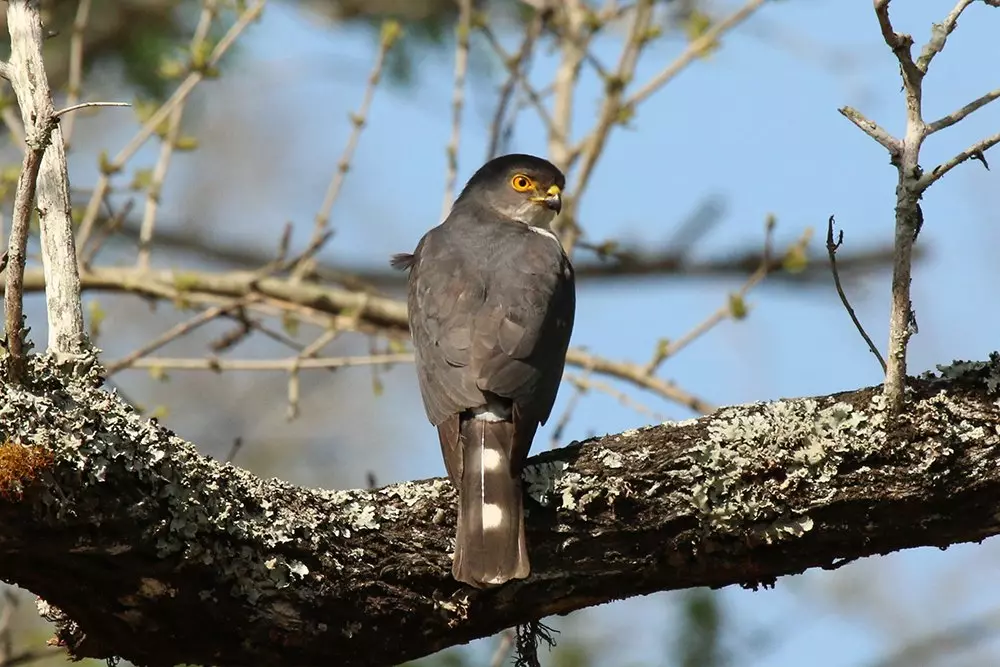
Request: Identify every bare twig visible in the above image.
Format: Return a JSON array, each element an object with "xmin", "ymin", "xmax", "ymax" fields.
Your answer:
[
  {"xmin": 838, "ymin": 106, "xmax": 900, "ymax": 155},
  {"xmin": 106, "ymin": 214, "xmax": 910, "ymax": 287},
  {"xmin": 0, "ymin": 589, "xmax": 16, "ymax": 666},
  {"xmin": 119, "ymin": 353, "xmax": 413, "ymax": 372},
  {"xmin": 286, "ymin": 326, "xmax": 343, "ymax": 420},
  {"xmin": 566, "ymin": 372, "xmax": 667, "ymax": 422},
  {"xmin": 6, "ymin": 0, "xmax": 87, "ymax": 362},
  {"xmin": 826, "ymin": 216, "xmax": 886, "ymax": 373},
  {"xmin": 51, "ymin": 101, "xmax": 130, "ymax": 118},
  {"xmin": 105, "ymin": 297, "xmax": 258, "ymax": 376},
  {"xmin": 644, "ymin": 219, "xmax": 784, "ymax": 375},
  {"xmin": 3, "ymin": 130, "xmax": 44, "ymax": 383},
  {"xmin": 850, "ymin": 0, "xmax": 925, "ymax": 413},
  {"xmin": 919, "ymin": 131, "xmax": 1000, "ymax": 190},
  {"xmin": 489, "ymin": 630, "xmax": 515, "ymax": 667},
  {"xmin": 548, "ymin": 0, "xmax": 588, "ymax": 168},
  {"xmin": 842, "ymin": 0, "xmax": 1000, "ymax": 412},
  {"xmin": 225, "ymin": 437, "xmax": 244, "ymax": 464},
  {"xmin": 625, "ymin": 0, "xmax": 769, "ymax": 109},
  {"xmin": 76, "ymin": 0, "xmax": 265, "ymax": 259},
  {"xmin": 441, "ymin": 0, "xmax": 473, "ymax": 218},
  {"xmin": 925, "ymin": 87, "xmax": 1000, "ymax": 135},
  {"xmin": 60, "ymin": 0, "xmax": 92, "ymax": 147},
  {"xmin": 915, "ymin": 0, "xmax": 976, "ymax": 73},
  {"xmin": 563, "ymin": 0, "xmax": 654, "ymax": 253},
  {"xmin": 137, "ymin": 0, "xmax": 218, "ymax": 270},
  {"xmin": 481, "ymin": 17, "xmax": 548, "ymax": 159},
  {"xmin": 295, "ymin": 20, "xmax": 400, "ymax": 280},
  {"xmin": 4, "ymin": 266, "xmax": 713, "ymax": 411}
]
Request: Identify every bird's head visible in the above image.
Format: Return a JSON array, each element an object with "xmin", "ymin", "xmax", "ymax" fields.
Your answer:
[{"xmin": 455, "ymin": 153, "xmax": 565, "ymax": 229}]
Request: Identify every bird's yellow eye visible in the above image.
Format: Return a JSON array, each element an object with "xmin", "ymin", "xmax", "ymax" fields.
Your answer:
[{"xmin": 510, "ymin": 174, "xmax": 533, "ymax": 192}]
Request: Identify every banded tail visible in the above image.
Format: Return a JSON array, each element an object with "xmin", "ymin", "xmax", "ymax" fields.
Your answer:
[{"xmin": 452, "ymin": 415, "xmax": 529, "ymax": 588}]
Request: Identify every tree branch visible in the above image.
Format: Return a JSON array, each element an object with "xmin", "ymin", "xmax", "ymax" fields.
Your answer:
[
  {"xmin": 3, "ymin": 353, "xmax": 1000, "ymax": 666},
  {"xmin": 0, "ymin": 267, "xmax": 714, "ymax": 412},
  {"xmin": 100, "ymin": 218, "xmax": 911, "ymax": 288},
  {"xmin": 5, "ymin": 0, "xmax": 87, "ymax": 362}
]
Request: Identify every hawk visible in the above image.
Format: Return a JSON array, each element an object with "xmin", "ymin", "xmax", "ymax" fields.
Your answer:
[{"xmin": 391, "ymin": 153, "xmax": 575, "ymax": 587}]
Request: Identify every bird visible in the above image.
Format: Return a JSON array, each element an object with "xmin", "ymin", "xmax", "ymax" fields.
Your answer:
[{"xmin": 390, "ymin": 153, "xmax": 576, "ymax": 588}]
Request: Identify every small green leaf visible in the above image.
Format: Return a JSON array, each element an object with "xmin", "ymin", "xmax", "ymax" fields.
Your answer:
[
  {"xmin": 172, "ymin": 273, "xmax": 201, "ymax": 291},
  {"xmin": 782, "ymin": 245, "xmax": 808, "ymax": 273},
  {"xmin": 98, "ymin": 150, "xmax": 122, "ymax": 175},
  {"xmin": 173, "ymin": 135, "xmax": 200, "ymax": 151},
  {"xmin": 131, "ymin": 168, "xmax": 154, "ymax": 191},
  {"xmin": 728, "ymin": 294, "xmax": 748, "ymax": 320},
  {"xmin": 281, "ymin": 312, "xmax": 300, "ymax": 337}
]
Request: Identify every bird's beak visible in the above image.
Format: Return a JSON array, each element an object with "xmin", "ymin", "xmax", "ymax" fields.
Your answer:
[{"xmin": 542, "ymin": 184, "xmax": 562, "ymax": 213}]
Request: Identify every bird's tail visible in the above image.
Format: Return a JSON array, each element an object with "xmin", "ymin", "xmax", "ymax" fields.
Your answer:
[{"xmin": 452, "ymin": 416, "xmax": 529, "ymax": 588}]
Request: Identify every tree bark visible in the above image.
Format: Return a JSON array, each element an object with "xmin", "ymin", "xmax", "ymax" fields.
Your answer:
[{"xmin": 1, "ymin": 354, "xmax": 1000, "ymax": 665}]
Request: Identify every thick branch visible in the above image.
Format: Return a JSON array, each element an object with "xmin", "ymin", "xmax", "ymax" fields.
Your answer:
[
  {"xmin": 2, "ymin": 354, "xmax": 1000, "ymax": 666},
  {"xmin": 5, "ymin": 1, "xmax": 87, "ymax": 360}
]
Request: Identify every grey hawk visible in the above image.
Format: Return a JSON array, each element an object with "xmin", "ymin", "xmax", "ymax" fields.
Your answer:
[{"xmin": 391, "ymin": 153, "xmax": 576, "ymax": 587}]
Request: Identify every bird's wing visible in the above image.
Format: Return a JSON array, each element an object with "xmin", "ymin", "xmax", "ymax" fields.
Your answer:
[
  {"xmin": 406, "ymin": 227, "xmax": 490, "ymax": 427},
  {"xmin": 476, "ymin": 232, "xmax": 575, "ymax": 425},
  {"xmin": 406, "ymin": 224, "xmax": 575, "ymax": 474}
]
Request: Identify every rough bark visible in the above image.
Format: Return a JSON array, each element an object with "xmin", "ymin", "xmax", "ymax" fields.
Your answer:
[{"xmin": 1, "ymin": 353, "xmax": 1000, "ymax": 666}]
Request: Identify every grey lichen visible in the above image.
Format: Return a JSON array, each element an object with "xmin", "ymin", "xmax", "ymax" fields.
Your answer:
[
  {"xmin": 531, "ymin": 445, "xmax": 652, "ymax": 519},
  {"xmin": 523, "ymin": 459, "xmax": 567, "ymax": 507},
  {"xmin": 929, "ymin": 352, "xmax": 1000, "ymax": 393},
  {"xmin": 0, "ymin": 353, "xmax": 422, "ymax": 612},
  {"xmin": 691, "ymin": 396, "xmax": 885, "ymax": 540}
]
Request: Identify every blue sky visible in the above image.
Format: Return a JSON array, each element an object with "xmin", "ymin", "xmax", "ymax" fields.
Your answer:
[{"xmin": 47, "ymin": 1, "xmax": 1000, "ymax": 665}]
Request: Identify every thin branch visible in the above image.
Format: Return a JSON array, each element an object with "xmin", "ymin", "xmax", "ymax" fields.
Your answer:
[
  {"xmin": 286, "ymin": 326, "xmax": 344, "ymax": 420},
  {"xmin": 101, "ymin": 216, "xmax": 909, "ymax": 287},
  {"xmin": 488, "ymin": 630, "xmax": 515, "ymax": 667},
  {"xmin": 566, "ymin": 372, "xmax": 667, "ymax": 422},
  {"xmin": 918, "ymin": 132, "xmax": 1000, "ymax": 190},
  {"xmin": 645, "ymin": 219, "xmax": 783, "ymax": 375},
  {"xmin": 295, "ymin": 19, "xmax": 399, "ymax": 280},
  {"xmin": 75, "ymin": 0, "xmax": 265, "ymax": 259},
  {"xmin": 137, "ymin": 0, "xmax": 218, "ymax": 271},
  {"xmin": 51, "ymin": 100, "xmax": 129, "ymax": 119},
  {"xmin": 60, "ymin": 0, "xmax": 92, "ymax": 148},
  {"xmin": 873, "ymin": 0, "xmax": 924, "ymax": 92},
  {"xmin": 564, "ymin": 0, "xmax": 654, "ymax": 254},
  {"xmin": 481, "ymin": 16, "xmax": 546, "ymax": 159},
  {"xmin": 925, "ymin": 86, "xmax": 1000, "ymax": 135},
  {"xmin": 838, "ymin": 106, "xmax": 900, "ymax": 155},
  {"xmin": 104, "ymin": 297, "xmax": 258, "ymax": 376},
  {"xmin": 441, "ymin": 0, "xmax": 472, "ymax": 218},
  {"xmin": 118, "ymin": 353, "xmax": 413, "ymax": 372},
  {"xmin": 625, "ymin": 0, "xmax": 769, "ymax": 109},
  {"xmin": 915, "ymin": 0, "xmax": 976, "ymax": 73},
  {"xmin": 826, "ymin": 216, "xmax": 886, "ymax": 374},
  {"xmin": 3, "ymin": 133, "xmax": 44, "ymax": 383},
  {"xmin": 548, "ymin": 0, "xmax": 588, "ymax": 168},
  {"xmin": 870, "ymin": 0, "xmax": 927, "ymax": 414},
  {"xmin": 6, "ymin": 0, "xmax": 87, "ymax": 361}
]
